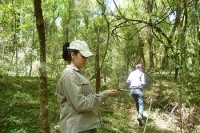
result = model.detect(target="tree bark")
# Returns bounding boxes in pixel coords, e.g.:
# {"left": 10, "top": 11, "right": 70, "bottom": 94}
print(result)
{"left": 148, "top": 34, "right": 154, "bottom": 68}
{"left": 145, "top": 0, "right": 155, "bottom": 68}
{"left": 194, "top": 0, "right": 200, "bottom": 65}
{"left": 63, "top": 0, "right": 74, "bottom": 42}
{"left": 95, "top": 26, "right": 100, "bottom": 93}
{"left": 174, "top": 0, "right": 188, "bottom": 80}
{"left": 96, "top": 0, "right": 111, "bottom": 93}
{"left": 33, "top": 0, "right": 49, "bottom": 132}
{"left": 161, "top": 0, "right": 182, "bottom": 69}
{"left": 173, "top": 0, "right": 181, "bottom": 80}
{"left": 138, "top": 35, "right": 145, "bottom": 66}
{"left": 12, "top": 0, "right": 19, "bottom": 76}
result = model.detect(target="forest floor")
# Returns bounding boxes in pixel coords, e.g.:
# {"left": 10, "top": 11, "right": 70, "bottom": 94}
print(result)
{"left": 98, "top": 77, "right": 200, "bottom": 133}
{"left": 0, "top": 76, "right": 200, "bottom": 133}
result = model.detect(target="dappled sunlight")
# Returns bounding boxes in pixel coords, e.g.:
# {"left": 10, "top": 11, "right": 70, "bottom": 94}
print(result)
{"left": 12, "top": 91, "right": 37, "bottom": 104}
{"left": 1, "top": 76, "right": 199, "bottom": 132}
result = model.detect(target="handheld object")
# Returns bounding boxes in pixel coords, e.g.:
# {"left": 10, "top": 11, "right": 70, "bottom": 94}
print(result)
{"left": 116, "top": 89, "right": 129, "bottom": 92}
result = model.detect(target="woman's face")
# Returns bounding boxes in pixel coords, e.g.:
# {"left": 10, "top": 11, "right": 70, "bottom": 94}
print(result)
{"left": 72, "top": 52, "right": 87, "bottom": 69}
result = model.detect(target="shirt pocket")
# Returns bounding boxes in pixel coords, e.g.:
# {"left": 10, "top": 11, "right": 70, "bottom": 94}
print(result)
{"left": 81, "top": 80, "right": 92, "bottom": 96}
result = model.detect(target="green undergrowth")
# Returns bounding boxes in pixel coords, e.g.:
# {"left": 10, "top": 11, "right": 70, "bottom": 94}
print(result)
{"left": 0, "top": 76, "right": 59, "bottom": 133}
{"left": 98, "top": 93, "right": 174, "bottom": 133}
{"left": 0, "top": 76, "right": 199, "bottom": 133}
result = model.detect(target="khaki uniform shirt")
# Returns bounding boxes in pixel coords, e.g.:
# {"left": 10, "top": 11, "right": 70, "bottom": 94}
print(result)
{"left": 56, "top": 65, "right": 108, "bottom": 133}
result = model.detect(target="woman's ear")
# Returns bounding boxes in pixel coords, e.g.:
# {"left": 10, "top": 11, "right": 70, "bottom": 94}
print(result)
{"left": 71, "top": 52, "right": 75, "bottom": 57}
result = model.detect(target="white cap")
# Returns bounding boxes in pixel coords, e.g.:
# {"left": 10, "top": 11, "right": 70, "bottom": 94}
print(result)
{"left": 68, "top": 40, "right": 94, "bottom": 57}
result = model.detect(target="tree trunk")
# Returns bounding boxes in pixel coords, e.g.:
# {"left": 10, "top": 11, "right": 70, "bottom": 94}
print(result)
{"left": 95, "top": 26, "right": 100, "bottom": 94}
{"left": 63, "top": 0, "right": 74, "bottom": 42}
{"left": 161, "top": 46, "right": 169, "bottom": 69}
{"left": 144, "top": 0, "right": 155, "bottom": 68}
{"left": 174, "top": 0, "right": 188, "bottom": 80}
{"left": 12, "top": 0, "right": 19, "bottom": 76}
{"left": 194, "top": 0, "right": 200, "bottom": 65}
{"left": 148, "top": 35, "right": 154, "bottom": 68}
{"left": 33, "top": 0, "right": 49, "bottom": 133}
{"left": 138, "top": 36, "right": 145, "bottom": 66}
{"left": 161, "top": 0, "right": 182, "bottom": 69}
{"left": 173, "top": 0, "right": 181, "bottom": 80}
{"left": 96, "top": 0, "right": 111, "bottom": 93}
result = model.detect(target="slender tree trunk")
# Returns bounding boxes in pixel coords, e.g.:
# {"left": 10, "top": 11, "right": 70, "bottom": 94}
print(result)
{"left": 7, "top": 53, "right": 15, "bottom": 76}
{"left": 174, "top": 0, "right": 182, "bottom": 80}
{"left": 174, "top": 0, "right": 188, "bottom": 80}
{"left": 144, "top": 0, "right": 155, "bottom": 68}
{"left": 12, "top": 0, "right": 18, "bottom": 76}
{"left": 194, "top": 0, "right": 200, "bottom": 65}
{"left": 161, "top": 46, "right": 169, "bottom": 69}
{"left": 33, "top": 0, "right": 49, "bottom": 132}
{"left": 180, "top": 0, "right": 188, "bottom": 68}
{"left": 95, "top": 26, "right": 100, "bottom": 94}
{"left": 95, "top": 0, "right": 111, "bottom": 93}
{"left": 138, "top": 36, "right": 145, "bottom": 66}
{"left": 29, "top": 15, "right": 37, "bottom": 77}
{"left": 29, "top": 50, "right": 33, "bottom": 77}
{"left": 176, "top": 1, "right": 188, "bottom": 131}
{"left": 63, "top": 0, "right": 74, "bottom": 42}
{"left": 161, "top": 0, "right": 182, "bottom": 69}
{"left": 29, "top": 36, "right": 34, "bottom": 77}
{"left": 97, "top": 0, "right": 111, "bottom": 70}
{"left": 148, "top": 35, "right": 154, "bottom": 68}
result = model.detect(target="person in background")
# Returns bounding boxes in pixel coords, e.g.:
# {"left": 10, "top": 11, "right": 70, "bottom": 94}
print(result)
{"left": 56, "top": 40, "right": 119, "bottom": 133}
{"left": 126, "top": 64, "right": 146, "bottom": 126}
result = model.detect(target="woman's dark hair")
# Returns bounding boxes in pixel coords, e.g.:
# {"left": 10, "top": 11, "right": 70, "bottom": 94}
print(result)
{"left": 62, "top": 42, "right": 79, "bottom": 62}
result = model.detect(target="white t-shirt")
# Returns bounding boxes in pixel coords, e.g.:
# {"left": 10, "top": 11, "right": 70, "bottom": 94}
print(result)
{"left": 127, "top": 69, "right": 146, "bottom": 89}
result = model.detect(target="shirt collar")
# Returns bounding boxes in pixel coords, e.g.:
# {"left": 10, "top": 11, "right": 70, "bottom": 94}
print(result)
{"left": 67, "top": 65, "right": 81, "bottom": 72}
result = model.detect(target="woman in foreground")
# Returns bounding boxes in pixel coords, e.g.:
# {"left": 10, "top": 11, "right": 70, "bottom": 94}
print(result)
{"left": 56, "top": 40, "right": 119, "bottom": 133}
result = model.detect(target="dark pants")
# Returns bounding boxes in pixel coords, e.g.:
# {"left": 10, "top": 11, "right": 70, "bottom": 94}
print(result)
{"left": 79, "top": 128, "right": 97, "bottom": 133}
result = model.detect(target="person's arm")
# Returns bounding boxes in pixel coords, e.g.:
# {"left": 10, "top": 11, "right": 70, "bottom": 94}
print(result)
{"left": 62, "top": 70, "right": 118, "bottom": 112}
{"left": 141, "top": 73, "right": 146, "bottom": 87}
{"left": 126, "top": 73, "right": 132, "bottom": 87}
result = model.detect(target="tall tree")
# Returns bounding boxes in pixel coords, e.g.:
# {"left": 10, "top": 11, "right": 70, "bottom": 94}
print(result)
{"left": 194, "top": 0, "right": 200, "bottom": 65}
{"left": 144, "top": 0, "right": 155, "bottom": 68}
{"left": 95, "top": 26, "right": 100, "bottom": 93}
{"left": 33, "top": 0, "right": 49, "bottom": 132}
{"left": 174, "top": 0, "right": 187, "bottom": 80}
{"left": 95, "top": 0, "right": 111, "bottom": 93}
{"left": 11, "top": 0, "right": 19, "bottom": 76}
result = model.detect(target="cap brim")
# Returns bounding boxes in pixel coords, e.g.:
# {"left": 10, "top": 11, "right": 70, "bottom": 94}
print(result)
{"left": 79, "top": 50, "right": 94, "bottom": 57}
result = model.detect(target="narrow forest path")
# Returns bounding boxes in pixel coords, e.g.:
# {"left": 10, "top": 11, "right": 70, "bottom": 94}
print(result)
{"left": 128, "top": 106, "right": 177, "bottom": 133}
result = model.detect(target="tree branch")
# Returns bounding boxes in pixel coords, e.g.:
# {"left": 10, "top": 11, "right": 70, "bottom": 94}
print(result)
{"left": 96, "top": 0, "right": 111, "bottom": 70}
